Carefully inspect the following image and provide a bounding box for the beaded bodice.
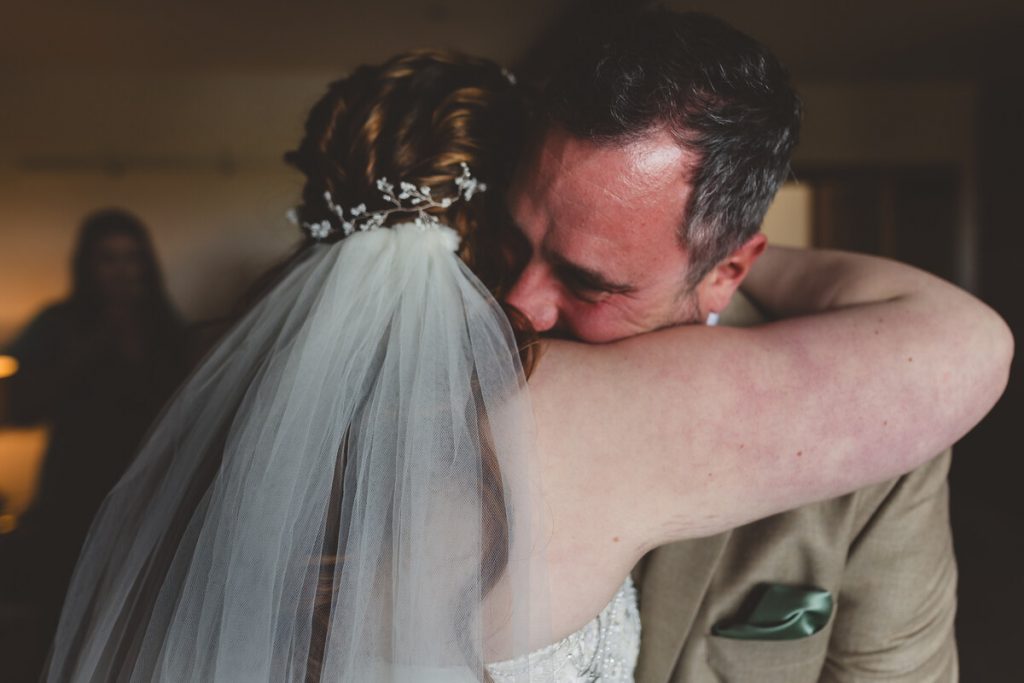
[486,576,641,682]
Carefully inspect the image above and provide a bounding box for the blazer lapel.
[632,532,731,683]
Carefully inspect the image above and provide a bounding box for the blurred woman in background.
[1,208,187,678]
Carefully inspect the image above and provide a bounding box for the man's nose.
[505,262,559,332]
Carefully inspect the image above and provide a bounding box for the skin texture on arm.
[528,247,1012,555]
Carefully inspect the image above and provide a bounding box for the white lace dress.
[487,576,641,682]
[369,576,641,682]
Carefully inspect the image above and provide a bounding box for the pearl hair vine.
[287,162,487,240]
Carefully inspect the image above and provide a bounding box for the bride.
[43,50,1011,682]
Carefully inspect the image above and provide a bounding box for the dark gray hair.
[543,9,802,287]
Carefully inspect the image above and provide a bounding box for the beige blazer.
[632,293,958,683]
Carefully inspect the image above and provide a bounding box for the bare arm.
[529,247,1012,554]
[742,245,958,318]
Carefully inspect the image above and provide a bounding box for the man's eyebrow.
[545,248,635,294]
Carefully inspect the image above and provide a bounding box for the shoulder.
[4,300,74,353]
[28,300,71,323]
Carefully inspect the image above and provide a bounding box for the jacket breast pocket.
[706,616,833,683]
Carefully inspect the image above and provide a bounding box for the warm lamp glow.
[0,355,18,379]
[0,427,48,524]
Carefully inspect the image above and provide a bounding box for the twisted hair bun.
[284,50,527,272]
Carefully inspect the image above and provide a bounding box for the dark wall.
[949,60,1024,681]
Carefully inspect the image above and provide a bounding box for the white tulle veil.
[43,221,552,682]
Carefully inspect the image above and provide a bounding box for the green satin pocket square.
[712,584,833,641]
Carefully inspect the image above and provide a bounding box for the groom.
[505,10,956,682]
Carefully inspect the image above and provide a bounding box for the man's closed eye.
[553,263,634,304]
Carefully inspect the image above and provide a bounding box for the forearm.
[744,247,1014,421]
[744,246,948,316]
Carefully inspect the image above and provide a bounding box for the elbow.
[993,312,1014,392]
[976,305,1014,409]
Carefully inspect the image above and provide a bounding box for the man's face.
[505,127,704,343]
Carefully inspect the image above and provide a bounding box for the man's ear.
[696,232,767,317]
